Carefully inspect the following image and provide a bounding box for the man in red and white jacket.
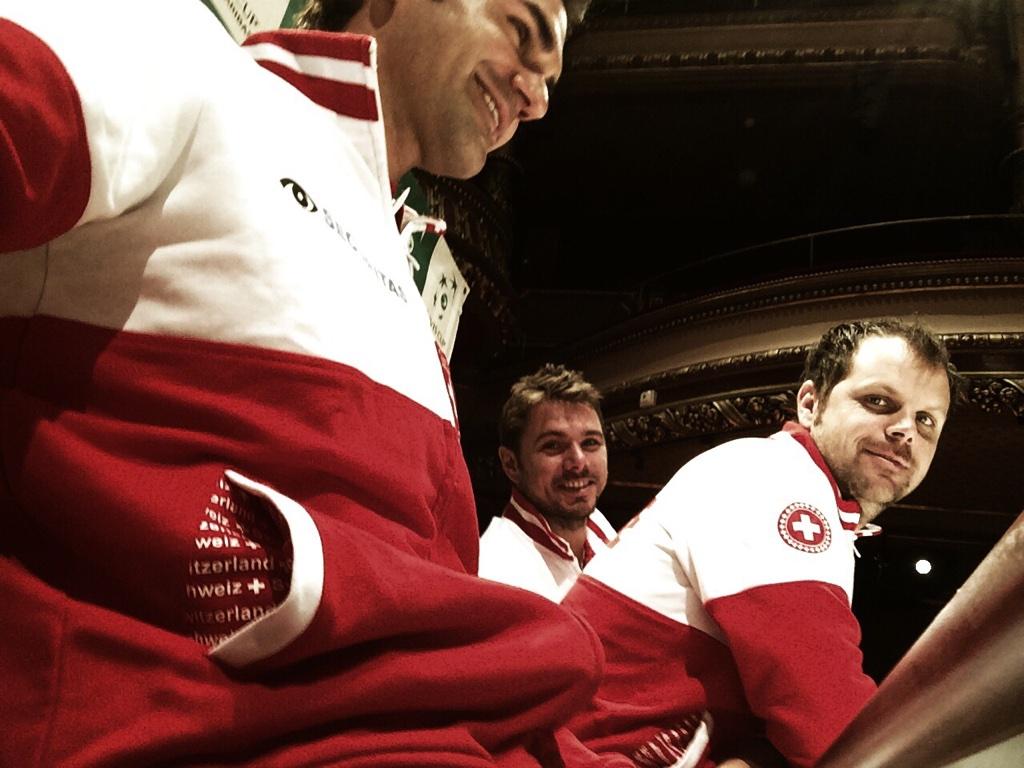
[480,364,617,601]
[0,0,602,766]
[563,319,958,768]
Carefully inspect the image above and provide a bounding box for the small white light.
[915,558,932,575]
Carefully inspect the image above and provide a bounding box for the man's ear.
[367,0,396,29]
[498,446,521,485]
[796,380,819,429]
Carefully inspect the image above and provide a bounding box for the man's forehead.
[847,335,921,369]
[846,335,916,374]
[526,400,601,432]
[851,333,908,357]
[844,337,951,407]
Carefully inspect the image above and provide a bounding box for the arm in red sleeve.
[202,472,607,753]
[0,18,90,251]
[706,581,877,767]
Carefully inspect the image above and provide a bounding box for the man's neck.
[374,59,414,189]
[858,501,885,528]
[545,514,589,563]
[340,10,414,188]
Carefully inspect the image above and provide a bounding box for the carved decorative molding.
[582,3,971,32]
[566,2,999,85]
[569,45,979,74]
[944,332,1024,351]
[967,378,1024,420]
[606,389,796,449]
[414,168,522,347]
[576,256,1024,362]
[604,345,807,398]
[416,173,512,279]
[456,261,521,347]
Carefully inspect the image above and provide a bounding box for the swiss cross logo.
[777,503,832,554]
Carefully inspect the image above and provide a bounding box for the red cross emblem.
[777,503,832,553]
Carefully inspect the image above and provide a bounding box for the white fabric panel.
[585,431,857,638]
[0,0,456,425]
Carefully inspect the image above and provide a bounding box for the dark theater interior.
[413,1,1024,760]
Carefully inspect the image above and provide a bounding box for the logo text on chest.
[280,177,357,249]
[280,177,407,303]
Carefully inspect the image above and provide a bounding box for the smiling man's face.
[499,400,607,525]
[378,0,567,180]
[798,334,951,525]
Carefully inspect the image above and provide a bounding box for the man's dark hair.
[499,363,603,452]
[802,318,964,407]
[563,0,592,30]
[295,0,593,33]
[294,0,364,30]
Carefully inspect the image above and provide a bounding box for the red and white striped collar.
[242,29,392,205]
[780,421,871,534]
[502,488,610,566]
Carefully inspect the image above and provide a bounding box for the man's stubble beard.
[815,419,908,526]
[539,506,593,531]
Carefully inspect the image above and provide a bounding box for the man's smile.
[864,448,910,471]
[474,74,502,141]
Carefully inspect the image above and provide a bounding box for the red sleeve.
[0,19,90,251]
[706,581,877,768]
[202,475,608,752]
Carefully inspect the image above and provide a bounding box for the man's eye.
[917,413,936,428]
[583,439,604,450]
[865,395,889,408]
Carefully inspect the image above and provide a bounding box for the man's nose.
[886,411,916,443]
[563,444,586,470]
[513,71,549,121]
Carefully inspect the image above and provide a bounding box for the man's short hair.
[294,0,593,34]
[294,0,364,30]
[802,318,963,406]
[499,363,603,452]
[563,0,592,30]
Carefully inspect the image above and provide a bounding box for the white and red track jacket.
[479,488,617,601]
[0,2,602,765]
[563,423,878,768]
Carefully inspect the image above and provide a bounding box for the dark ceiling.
[505,0,1016,347]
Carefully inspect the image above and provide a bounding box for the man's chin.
[421,138,488,179]
[545,505,596,524]
[851,485,907,525]
[855,500,885,526]
[445,157,486,179]
[850,472,910,505]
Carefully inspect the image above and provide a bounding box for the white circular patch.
[777,503,832,554]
